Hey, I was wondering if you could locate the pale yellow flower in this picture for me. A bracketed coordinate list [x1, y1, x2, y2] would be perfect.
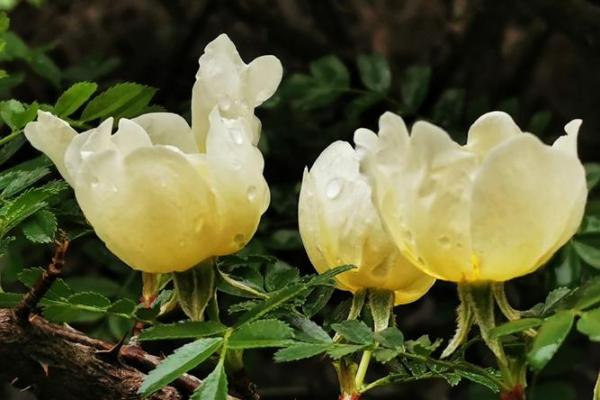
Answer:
[24, 34, 282, 273]
[299, 141, 435, 305]
[356, 111, 587, 282]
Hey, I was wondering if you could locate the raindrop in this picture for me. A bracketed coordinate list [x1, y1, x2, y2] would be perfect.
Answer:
[178, 240, 185, 248]
[90, 176, 100, 188]
[247, 185, 257, 201]
[229, 127, 244, 145]
[438, 235, 451, 248]
[325, 178, 343, 199]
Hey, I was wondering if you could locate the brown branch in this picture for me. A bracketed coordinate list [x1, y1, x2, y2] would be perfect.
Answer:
[0, 308, 241, 400]
[14, 231, 69, 323]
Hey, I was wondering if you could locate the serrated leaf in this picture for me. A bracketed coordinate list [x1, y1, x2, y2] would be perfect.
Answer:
[375, 327, 405, 349]
[0, 167, 50, 197]
[576, 307, 600, 341]
[21, 209, 57, 243]
[107, 298, 137, 317]
[190, 361, 228, 400]
[489, 318, 543, 339]
[303, 285, 334, 317]
[69, 292, 111, 308]
[288, 317, 332, 344]
[327, 344, 366, 359]
[0, 292, 20, 307]
[331, 320, 373, 345]
[0, 99, 38, 131]
[572, 240, 600, 269]
[566, 277, 600, 311]
[264, 260, 299, 292]
[229, 319, 293, 349]
[81, 82, 156, 122]
[357, 54, 391, 92]
[138, 337, 223, 397]
[528, 311, 574, 371]
[274, 343, 332, 362]
[217, 266, 267, 299]
[405, 335, 443, 356]
[373, 348, 401, 363]
[0, 180, 68, 237]
[54, 82, 98, 117]
[140, 321, 228, 341]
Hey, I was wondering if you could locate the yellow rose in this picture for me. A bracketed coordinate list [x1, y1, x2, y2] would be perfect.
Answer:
[298, 141, 435, 305]
[356, 111, 587, 282]
[24, 34, 282, 273]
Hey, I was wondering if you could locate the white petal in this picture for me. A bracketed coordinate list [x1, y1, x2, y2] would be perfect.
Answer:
[74, 146, 217, 273]
[111, 119, 152, 155]
[245, 55, 283, 106]
[24, 111, 76, 185]
[400, 121, 478, 281]
[204, 108, 269, 255]
[465, 111, 521, 157]
[553, 119, 582, 156]
[471, 133, 587, 281]
[132, 112, 198, 153]
[299, 140, 434, 299]
[64, 118, 114, 179]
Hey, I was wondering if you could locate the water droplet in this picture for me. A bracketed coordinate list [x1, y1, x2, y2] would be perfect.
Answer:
[90, 176, 100, 188]
[229, 126, 244, 145]
[247, 185, 257, 201]
[220, 99, 232, 111]
[325, 178, 343, 199]
[438, 235, 451, 248]
[178, 240, 185, 248]
[234, 233, 245, 247]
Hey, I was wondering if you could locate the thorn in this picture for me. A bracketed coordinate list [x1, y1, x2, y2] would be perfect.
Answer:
[10, 377, 18, 385]
[39, 362, 49, 377]
[95, 333, 127, 362]
[19, 385, 32, 392]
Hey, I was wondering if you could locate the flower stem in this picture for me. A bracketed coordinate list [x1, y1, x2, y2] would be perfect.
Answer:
[0, 129, 23, 147]
[354, 350, 372, 389]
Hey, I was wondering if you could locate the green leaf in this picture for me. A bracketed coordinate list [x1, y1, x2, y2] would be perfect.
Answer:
[107, 298, 137, 317]
[576, 307, 600, 341]
[217, 266, 267, 299]
[527, 110, 552, 135]
[228, 319, 293, 349]
[405, 335, 443, 356]
[54, 82, 98, 117]
[140, 321, 228, 341]
[566, 277, 600, 310]
[42, 291, 112, 322]
[401, 66, 431, 113]
[173, 261, 215, 321]
[0, 181, 68, 237]
[327, 344, 366, 359]
[138, 337, 223, 397]
[375, 327, 404, 349]
[310, 55, 350, 89]
[356, 54, 391, 92]
[21, 210, 57, 243]
[288, 317, 332, 344]
[527, 311, 575, 371]
[572, 240, 600, 269]
[0, 292, 20, 307]
[368, 289, 394, 332]
[489, 318, 543, 339]
[0, 167, 50, 198]
[331, 320, 373, 345]
[303, 285, 334, 318]
[346, 92, 385, 120]
[432, 88, 465, 127]
[274, 343, 332, 362]
[0, 99, 38, 131]
[586, 163, 600, 191]
[190, 361, 228, 400]
[81, 82, 156, 122]
[264, 260, 299, 292]
[29, 51, 61, 87]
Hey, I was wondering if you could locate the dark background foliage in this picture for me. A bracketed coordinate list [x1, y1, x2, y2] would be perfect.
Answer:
[2, 1, 600, 399]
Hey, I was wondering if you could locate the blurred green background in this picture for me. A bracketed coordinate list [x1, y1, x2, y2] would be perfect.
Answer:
[1, 0, 599, 399]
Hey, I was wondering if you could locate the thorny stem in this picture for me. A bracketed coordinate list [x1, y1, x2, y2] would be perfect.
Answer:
[13, 231, 69, 323]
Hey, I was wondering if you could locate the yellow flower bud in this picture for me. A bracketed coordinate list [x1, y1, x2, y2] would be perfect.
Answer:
[24, 34, 282, 273]
[298, 141, 435, 305]
[356, 111, 587, 282]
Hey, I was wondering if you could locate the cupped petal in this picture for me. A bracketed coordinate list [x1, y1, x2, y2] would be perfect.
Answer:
[64, 117, 114, 179]
[24, 111, 77, 185]
[401, 121, 478, 281]
[245, 55, 283, 107]
[299, 140, 434, 300]
[553, 119, 582, 156]
[204, 108, 269, 255]
[110, 118, 152, 155]
[132, 112, 198, 153]
[471, 133, 587, 281]
[465, 111, 521, 157]
[74, 146, 217, 273]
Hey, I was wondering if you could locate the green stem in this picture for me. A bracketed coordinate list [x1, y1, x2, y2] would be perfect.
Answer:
[0, 130, 23, 146]
[492, 283, 536, 338]
[354, 350, 372, 389]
